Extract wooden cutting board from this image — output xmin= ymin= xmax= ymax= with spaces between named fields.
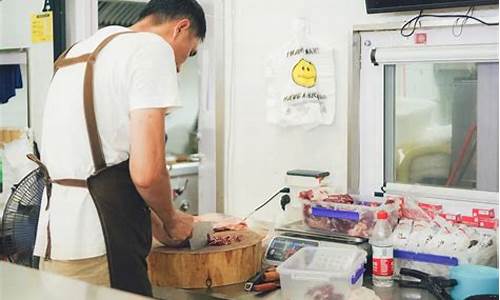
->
xmin=148 ymin=230 xmax=263 ymax=289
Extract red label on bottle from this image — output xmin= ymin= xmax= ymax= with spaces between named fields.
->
xmin=372 ymin=246 xmax=394 ymax=276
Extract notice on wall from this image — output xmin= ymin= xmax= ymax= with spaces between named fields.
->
xmin=266 ymin=19 xmax=336 ymax=129
xmin=31 ymin=12 xmax=53 ymax=44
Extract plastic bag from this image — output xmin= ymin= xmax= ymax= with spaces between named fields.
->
xmin=1 ymin=134 xmax=37 ymax=205
xmin=266 ymin=18 xmax=335 ymax=129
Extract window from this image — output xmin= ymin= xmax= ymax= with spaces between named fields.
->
xmin=384 ymin=62 xmax=499 ymax=192
xmin=355 ymin=24 xmax=498 ymax=202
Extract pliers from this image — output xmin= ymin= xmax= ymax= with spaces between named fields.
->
xmin=398 ymin=268 xmax=458 ymax=300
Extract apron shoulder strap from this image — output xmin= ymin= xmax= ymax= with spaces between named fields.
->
xmin=54 ymin=31 xmax=135 ymax=173
xmin=53 ymin=42 xmax=78 ymax=73
xmin=84 ymin=31 xmax=135 ymax=172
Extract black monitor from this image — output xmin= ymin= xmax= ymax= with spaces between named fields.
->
xmin=365 ymin=0 xmax=498 ymax=14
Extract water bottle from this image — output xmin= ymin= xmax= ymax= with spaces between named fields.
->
xmin=369 ymin=210 xmax=394 ymax=287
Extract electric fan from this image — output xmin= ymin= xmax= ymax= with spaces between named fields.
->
xmin=1 ymin=167 xmax=45 ymax=268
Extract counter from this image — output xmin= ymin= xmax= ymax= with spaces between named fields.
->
xmin=0 ymin=261 xmax=150 ymax=300
xmin=150 ymin=219 xmax=437 ymax=300
xmin=153 ymin=277 xmax=436 ymax=300
xmin=0 ymin=260 xmax=437 ymax=300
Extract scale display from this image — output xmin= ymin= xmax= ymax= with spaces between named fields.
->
xmin=265 ymin=236 xmax=319 ymax=263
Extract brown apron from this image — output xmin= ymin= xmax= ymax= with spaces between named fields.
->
xmin=32 ymin=31 xmax=154 ymax=296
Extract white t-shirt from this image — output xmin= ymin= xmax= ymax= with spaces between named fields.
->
xmin=34 ymin=26 xmax=180 ymax=260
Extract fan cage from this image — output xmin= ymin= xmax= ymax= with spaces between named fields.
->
xmin=1 ymin=167 xmax=45 ymax=267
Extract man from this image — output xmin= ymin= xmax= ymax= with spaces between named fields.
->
xmin=34 ymin=0 xmax=206 ymax=296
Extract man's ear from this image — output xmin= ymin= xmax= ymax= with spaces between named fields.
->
xmin=173 ymin=19 xmax=191 ymax=39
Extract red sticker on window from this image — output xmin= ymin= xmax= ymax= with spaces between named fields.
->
xmin=415 ymin=33 xmax=427 ymax=44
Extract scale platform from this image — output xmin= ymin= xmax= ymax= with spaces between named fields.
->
xmin=265 ymin=221 xmax=371 ymax=266
xmin=275 ymin=221 xmax=368 ymax=245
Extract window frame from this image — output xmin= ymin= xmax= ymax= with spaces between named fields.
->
xmin=350 ymin=23 xmax=499 ymax=204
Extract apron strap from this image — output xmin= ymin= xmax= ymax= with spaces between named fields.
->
xmin=55 ymin=53 xmax=92 ymax=70
xmin=84 ymin=31 xmax=135 ymax=172
xmin=54 ymin=31 xmax=135 ymax=173
xmin=51 ymin=178 xmax=88 ymax=188
xmin=53 ymin=42 xmax=78 ymax=73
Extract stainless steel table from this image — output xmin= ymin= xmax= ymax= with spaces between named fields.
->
xmin=152 ymin=220 xmax=437 ymax=300
xmin=0 ymin=261 xmax=437 ymax=300
xmin=153 ymin=276 xmax=437 ymax=300
xmin=0 ymin=261 xmax=151 ymax=300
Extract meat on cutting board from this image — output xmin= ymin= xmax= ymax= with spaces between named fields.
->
xmin=213 ymin=222 xmax=248 ymax=232
xmin=207 ymin=233 xmax=243 ymax=246
xmin=194 ymin=213 xmax=249 ymax=232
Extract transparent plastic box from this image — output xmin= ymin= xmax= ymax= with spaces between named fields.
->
xmin=277 ymin=247 xmax=367 ymax=300
xmin=302 ymin=195 xmax=399 ymax=238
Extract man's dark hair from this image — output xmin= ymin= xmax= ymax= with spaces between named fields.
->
xmin=138 ymin=0 xmax=206 ymax=41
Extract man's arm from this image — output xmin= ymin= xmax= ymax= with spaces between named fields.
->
xmin=129 ymin=108 xmax=193 ymax=241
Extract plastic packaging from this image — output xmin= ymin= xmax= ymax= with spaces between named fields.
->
xmin=278 ymin=247 xmax=367 ymax=300
xmin=370 ymin=210 xmax=394 ymax=287
xmin=302 ymin=194 xmax=399 ymax=238
xmin=265 ymin=18 xmax=335 ymax=129
xmin=391 ymin=219 xmax=498 ymax=277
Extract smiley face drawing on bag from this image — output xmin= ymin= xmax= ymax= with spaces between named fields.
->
xmin=291 ymin=58 xmax=317 ymax=88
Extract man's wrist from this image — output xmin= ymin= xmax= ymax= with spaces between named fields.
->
xmin=162 ymin=207 xmax=176 ymax=227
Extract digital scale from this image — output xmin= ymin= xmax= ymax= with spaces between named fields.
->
xmin=261 ymin=169 xmax=371 ymax=266
xmin=264 ymin=221 xmax=371 ymax=266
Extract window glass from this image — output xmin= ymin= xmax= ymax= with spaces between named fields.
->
xmin=384 ymin=62 xmax=499 ymax=192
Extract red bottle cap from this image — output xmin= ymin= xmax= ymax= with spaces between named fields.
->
xmin=377 ymin=210 xmax=388 ymax=220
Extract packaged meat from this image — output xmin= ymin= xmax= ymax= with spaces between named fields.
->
xmin=439 ymin=213 xmax=461 ymax=224
xmin=472 ymin=208 xmax=495 ymax=219
xmin=391 ymin=219 xmax=413 ymax=248
xmin=392 ymin=219 xmax=498 ymax=278
xmin=418 ymin=202 xmax=443 ymax=214
xmin=399 ymin=196 xmax=432 ymax=221
xmin=478 ymin=219 xmax=498 ymax=229
xmin=278 ymin=247 xmax=367 ymax=300
xmin=461 ymin=215 xmax=479 ymax=227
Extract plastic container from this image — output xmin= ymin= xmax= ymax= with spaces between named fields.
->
xmin=394 ymin=244 xmax=498 ymax=278
xmin=277 ymin=247 xmax=367 ymax=300
xmin=302 ymin=195 xmax=399 ymax=238
xmin=394 ymin=249 xmax=459 ymax=278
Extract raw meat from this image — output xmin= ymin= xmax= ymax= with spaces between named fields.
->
xmin=213 ymin=222 xmax=248 ymax=232
xmin=303 ymin=202 xmax=380 ymax=238
xmin=207 ymin=234 xmax=242 ymax=246
xmin=195 ymin=213 xmax=248 ymax=231
xmin=306 ymin=284 xmax=344 ymax=300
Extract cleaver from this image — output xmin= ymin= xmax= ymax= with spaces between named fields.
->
xmin=189 ymin=221 xmax=214 ymax=251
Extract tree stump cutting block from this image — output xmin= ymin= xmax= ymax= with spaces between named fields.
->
xmin=148 ymin=230 xmax=263 ymax=288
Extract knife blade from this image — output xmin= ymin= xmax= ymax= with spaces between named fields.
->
xmin=189 ymin=221 xmax=214 ymax=251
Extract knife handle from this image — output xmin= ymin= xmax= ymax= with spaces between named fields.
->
xmin=254 ymin=282 xmax=280 ymax=292
xmin=263 ymin=271 xmax=280 ymax=282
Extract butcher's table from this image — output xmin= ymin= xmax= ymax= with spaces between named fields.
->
xmin=153 ymin=277 xmax=437 ymax=300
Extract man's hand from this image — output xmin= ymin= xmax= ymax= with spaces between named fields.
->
xmin=164 ymin=210 xmax=194 ymax=242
